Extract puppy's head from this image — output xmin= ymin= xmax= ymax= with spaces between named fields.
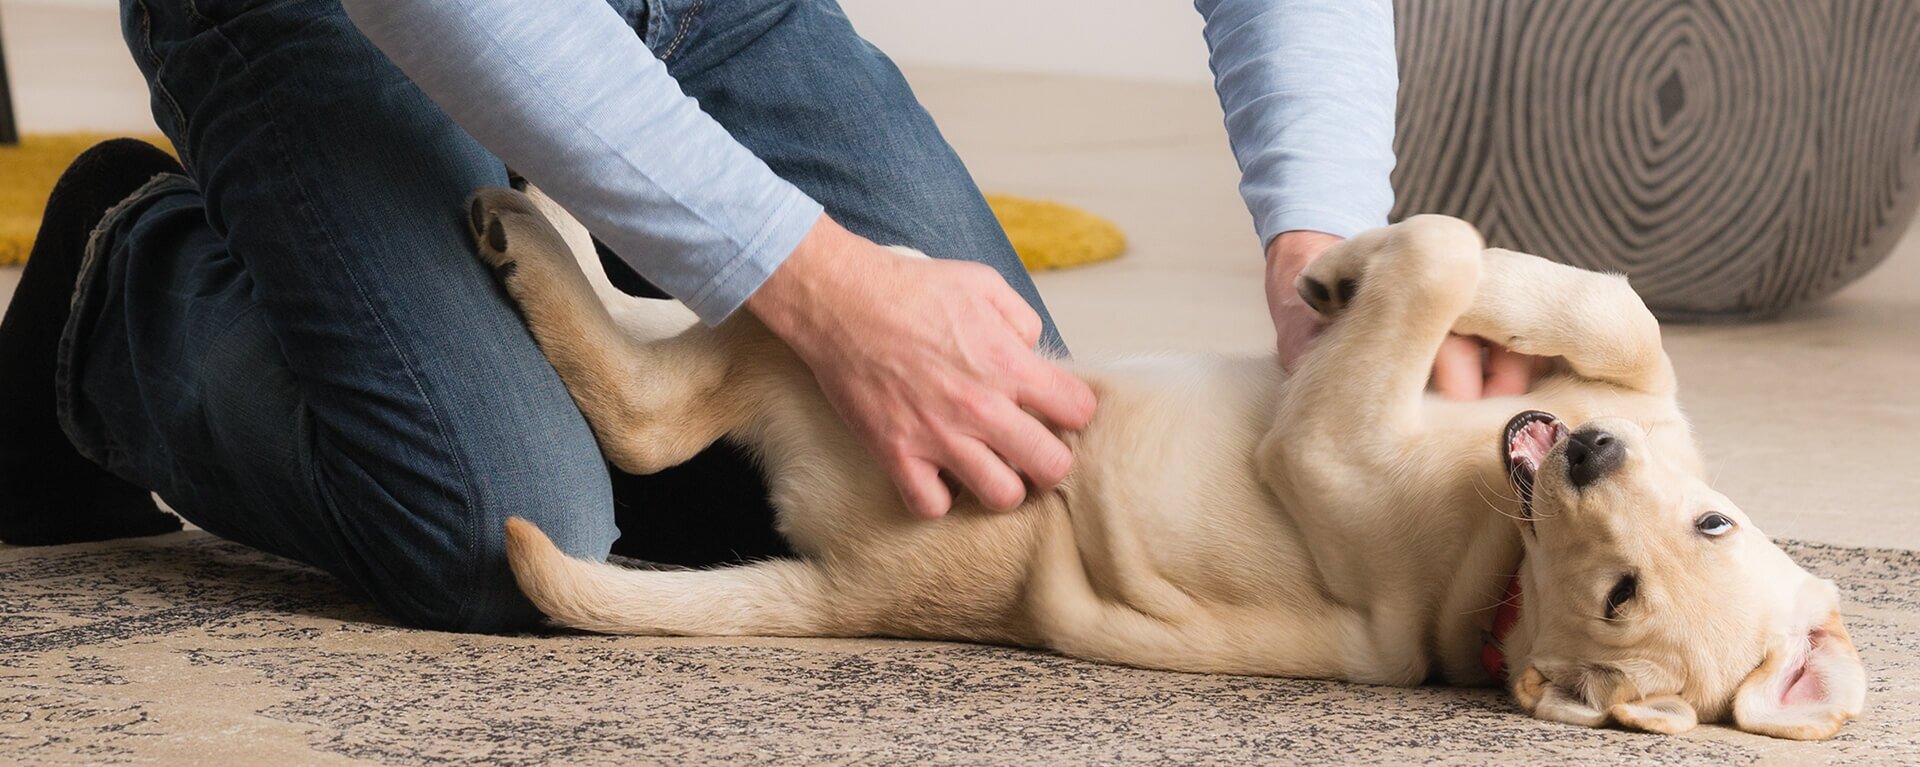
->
xmin=1497 ymin=411 xmax=1865 ymax=739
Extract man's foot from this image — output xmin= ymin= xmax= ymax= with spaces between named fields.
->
xmin=0 ymin=139 xmax=186 ymax=545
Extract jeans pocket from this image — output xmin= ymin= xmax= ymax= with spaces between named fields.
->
xmin=648 ymin=0 xmax=710 ymax=61
xmin=612 ymin=0 xmax=656 ymax=45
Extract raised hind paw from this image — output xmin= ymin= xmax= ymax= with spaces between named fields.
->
xmin=1295 ymin=215 xmax=1485 ymax=320
xmin=1296 ymin=263 xmax=1363 ymax=319
xmin=1294 ymin=228 xmax=1376 ymax=319
xmin=467 ymin=186 xmax=574 ymax=290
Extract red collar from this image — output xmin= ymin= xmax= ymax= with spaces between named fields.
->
xmin=1481 ymin=573 xmax=1523 ymax=683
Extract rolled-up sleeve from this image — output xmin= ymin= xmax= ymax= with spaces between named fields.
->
xmin=341 ymin=0 xmax=823 ymax=324
xmin=1195 ymin=0 xmax=1399 ymax=244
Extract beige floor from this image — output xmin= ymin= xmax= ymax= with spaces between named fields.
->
xmin=5 ymin=1 xmax=1916 ymax=550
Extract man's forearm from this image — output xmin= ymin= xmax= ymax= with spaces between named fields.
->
xmin=340 ymin=0 xmax=821 ymax=324
xmin=1195 ymin=0 xmax=1399 ymax=244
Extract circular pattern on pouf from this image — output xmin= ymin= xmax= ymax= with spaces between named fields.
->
xmin=1392 ymin=0 xmax=1920 ymax=319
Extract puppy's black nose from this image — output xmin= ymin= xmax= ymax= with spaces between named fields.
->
xmin=1565 ymin=429 xmax=1624 ymax=488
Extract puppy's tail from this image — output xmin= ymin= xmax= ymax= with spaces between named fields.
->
xmin=503 ymin=517 xmax=830 ymax=636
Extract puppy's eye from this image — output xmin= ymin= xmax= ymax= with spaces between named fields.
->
xmin=1695 ymin=512 xmax=1736 ymax=537
xmin=1604 ymin=574 xmax=1637 ymax=621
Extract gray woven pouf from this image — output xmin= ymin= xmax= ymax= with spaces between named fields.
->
xmin=1391 ymin=0 xmax=1920 ymax=320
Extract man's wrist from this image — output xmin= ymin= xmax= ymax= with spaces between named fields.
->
xmin=1265 ymin=229 xmax=1343 ymax=277
xmin=746 ymin=213 xmax=853 ymax=343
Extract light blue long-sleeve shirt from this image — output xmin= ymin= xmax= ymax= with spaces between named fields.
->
xmin=1197 ymin=0 xmax=1398 ymax=245
xmin=340 ymin=0 xmax=1398 ymax=325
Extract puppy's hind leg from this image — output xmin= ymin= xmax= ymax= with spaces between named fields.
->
xmin=512 ymin=183 xmax=701 ymax=341
xmin=1282 ymin=215 xmax=1487 ymax=439
xmin=1452 ymin=249 xmax=1675 ymax=395
xmin=1260 ymin=217 xmax=1489 ymax=672
xmin=506 ymin=518 xmax=840 ymax=636
xmin=468 ymin=187 xmax=762 ymax=474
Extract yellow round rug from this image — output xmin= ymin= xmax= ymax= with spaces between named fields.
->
xmin=1 ymin=135 xmax=1124 ymax=271
xmin=986 ymin=193 xmax=1127 ymax=272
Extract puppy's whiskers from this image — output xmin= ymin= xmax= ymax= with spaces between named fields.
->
xmin=1471 ymin=476 xmax=1528 ymax=523
xmin=1461 ymin=582 xmax=1525 ymax=617
xmin=1474 ymin=473 xmax=1524 ymax=505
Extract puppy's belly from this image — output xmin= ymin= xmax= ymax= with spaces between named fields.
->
xmin=1066 ymin=355 xmax=1320 ymax=603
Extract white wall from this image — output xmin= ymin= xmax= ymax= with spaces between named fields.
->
xmin=9 ymin=0 xmax=1215 ymax=83
xmin=838 ymin=0 xmax=1213 ymax=83
xmin=3 ymin=0 xmax=115 ymax=6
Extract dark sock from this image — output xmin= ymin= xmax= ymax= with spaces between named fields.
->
xmin=0 ymin=138 xmax=186 ymax=545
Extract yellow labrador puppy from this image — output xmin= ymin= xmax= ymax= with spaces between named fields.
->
xmin=467 ymin=186 xmax=1865 ymax=740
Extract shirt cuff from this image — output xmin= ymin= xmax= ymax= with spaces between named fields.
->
xmin=680 ymin=187 xmax=825 ymax=325
xmin=1257 ymin=204 xmax=1386 ymax=245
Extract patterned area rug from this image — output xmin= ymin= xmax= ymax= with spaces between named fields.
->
xmin=2 ymin=532 xmax=1916 ymax=765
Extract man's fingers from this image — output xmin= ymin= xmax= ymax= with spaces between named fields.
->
xmin=988 ymin=288 xmax=1045 ymax=349
xmin=1431 ymin=334 xmax=1485 ymax=401
xmin=1483 ymin=344 xmax=1535 ymax=398
xmin=894 ymin=458 xmax=953 ymax=520
xmin=1018 ymin=361 xmax=1097 ymax=432
xmin=943 ymin=437 xmax=1028 ymax=512
xmin=982 ymin=401 xmax=1076 ymax=491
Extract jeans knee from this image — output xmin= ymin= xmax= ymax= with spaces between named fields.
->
xmin=344 ymin=423 xmax=618 ymax=633
xmin=372 ymin=498 xmax=618 ymax=634
xmin=388 ymin=580 xmax=540 ymax=635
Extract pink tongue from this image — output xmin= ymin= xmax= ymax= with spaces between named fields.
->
xmin=1509 ymin=421 xmax=1559 ymax=467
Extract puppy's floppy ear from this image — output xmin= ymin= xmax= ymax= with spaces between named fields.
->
xmin=1733 ymin=580 xmax=1866 ymax=741
xmin=1514 ymin=666 xmax=1608 ymax=728
xmin=1515 ymin=667 xmax=1698 ymax=734
xmin=1608 ymin=695 xmax=1698 ymax=734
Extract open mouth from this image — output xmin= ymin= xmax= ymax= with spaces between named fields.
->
xmin=1503 ymin=410 xmax=1569 ymax=520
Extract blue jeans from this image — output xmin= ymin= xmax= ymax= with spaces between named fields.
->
xmin=69 ymin=0 xmax=1060 ymax=632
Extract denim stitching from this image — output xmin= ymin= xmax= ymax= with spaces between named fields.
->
xmin=132 ymin=0 xmax=162 ymax=69
xmin=133 ymin=0 xmax=192 ymax=147
xmin=182 ymin=0 xmax=216 ymax=28
xmin=661 ymin=0 xmax=704 ymax=60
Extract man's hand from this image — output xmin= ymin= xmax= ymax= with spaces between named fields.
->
xmin=1263 ymin=229 xmax=1544 ymax=399
xmin=1431 ymin=335 xmax=1545 ymax=400
xmin=747 ymin=215 xmax=1097 ymax=520
xmin=1264 ymin=230 xmax=1343 ymax=371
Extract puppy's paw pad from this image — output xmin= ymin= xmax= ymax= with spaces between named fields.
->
xmin=1297 ymin=273 xmax=1361 ymax=317
xmin=473 ymin=211 xmax=522 ymax=286
xmin=466 ymin=186 xmax=547 ymax=272
xmin=469 ymin=197 xmax=489 ymax=241
xmin=486 ymin=216 xmax=509 ymax=252
xmin=1298 ymin=274 xmax=1337 ymax=315
xmin=1295 ymin=239 xmax=1371 ymax=318
xmin=465 ymin=186 xmax=575 ymax=277
xmin=491 ymin=259 xmax=519 ymax=282
xmin=470 ymin=206 xmax=516 ymax=279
